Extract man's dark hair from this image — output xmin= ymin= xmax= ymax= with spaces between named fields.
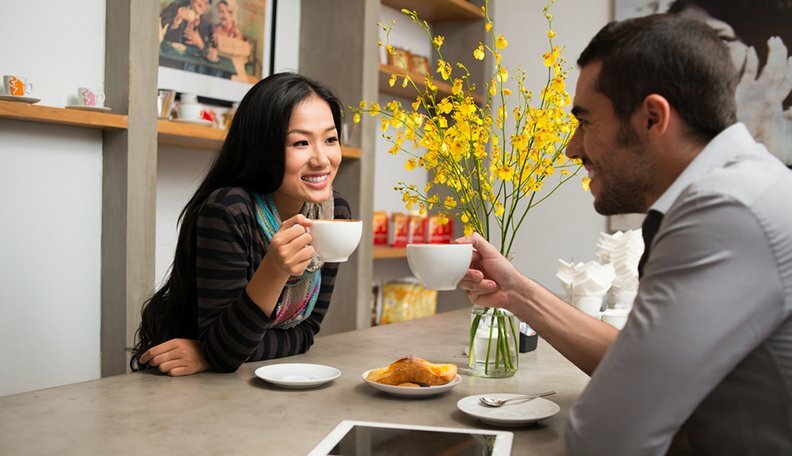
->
xmin=577 ymin=14 xmax=738 ymax=143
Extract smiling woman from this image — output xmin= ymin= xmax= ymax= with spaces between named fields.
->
xmin=130 ymin=73 xmax=352 ymax=376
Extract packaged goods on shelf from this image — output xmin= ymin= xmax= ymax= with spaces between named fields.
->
xmin=377 ymin=278 xmax=437 ymax=325
xmin=408 ymin=213 xmax=427 ymax=244
xmin=373 ymin=211 xmax=389 ymax=245
xmin=428 ymin=216 xmax=453 ymax=244
xmin=390 ymin=212 xmax=409 ymax=247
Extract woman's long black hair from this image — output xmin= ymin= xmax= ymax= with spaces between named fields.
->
xmin=130 ymin=72 xmax=343 ymax=370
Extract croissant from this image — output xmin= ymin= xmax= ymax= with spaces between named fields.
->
xmin=367 ymin=355 xmax=457 ymax=386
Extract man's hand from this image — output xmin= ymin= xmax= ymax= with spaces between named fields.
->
xmin=457 ymin=233 xmax=521 ymax=311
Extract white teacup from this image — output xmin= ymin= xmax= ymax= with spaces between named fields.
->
xmin=309 ymin=219 xmax=362 ymax=263
xmin=570 ymin=294 xmax=604 ymax=318
xmin=406 ymin=243 xmax=473 ymax=291
xmin=78 ymin=87 xmax=105 ymax=107
xmin=179 ymin=103 xmax=203 ymax=120
xmin=3 ymin=75 xmax=33 ymax=97
xmin=601 ymin=308 xmax=631 ymax=330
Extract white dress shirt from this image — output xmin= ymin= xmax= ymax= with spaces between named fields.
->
xmin=565 ymin=123 xmax=792 ymax=455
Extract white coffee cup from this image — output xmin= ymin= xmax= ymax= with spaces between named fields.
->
xmin=78 ymin=87 xmax=105 ymax=107
xmin=406 ymin=243 xmax=473 ymax=291
xmin=179 ymin=103 xmax=203 ymax=120
xmin=601 ymin=308 xmax=631 ymax=330
xmin=3 ymin=75 xmax=33 ymax=97
xmin=308 ymin=219 xmax=362 ymax=263
xmin=570 ymin=294 xmax=604 ymax=318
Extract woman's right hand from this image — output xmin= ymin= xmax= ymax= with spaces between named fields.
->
xmin=139 ymin=339 xmax=210 ymax=376
xmin=266 ymin=214 xmax=315 ymax=277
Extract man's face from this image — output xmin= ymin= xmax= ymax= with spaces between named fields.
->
xmin=566 ymin=62 xmax=654 ymax=215
xmin=190 ymin=0 xmax=210 ymax=15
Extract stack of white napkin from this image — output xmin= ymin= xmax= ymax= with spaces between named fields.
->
xmin=556 ymin=260 xmax=615 ymax=317
xmin=596 ymin=230 xmax=643 ymax=309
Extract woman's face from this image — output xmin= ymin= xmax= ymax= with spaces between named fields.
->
xmin=217 ymin=3 xmax=233 ymax=28
xmin=273 ymin=95 xmax=342 ymax=218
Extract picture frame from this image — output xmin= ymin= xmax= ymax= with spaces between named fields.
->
xmin=387 ymin=47 xmax=411 ymax=72
xmin=409 ymin=54 xmax=431 ymax=76
xmin=615 ymin=0 xmax=792 ymax=167
xmin=158 ymin=0 xmax=273 ymax=103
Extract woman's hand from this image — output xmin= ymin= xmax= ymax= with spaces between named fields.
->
xmin=183 ymin=25 xmax=205 ymax=49
xmin=266 ymin=214 xmax=315 ymax=277
xmin=139 ymin=339 xmax=210 ymax=376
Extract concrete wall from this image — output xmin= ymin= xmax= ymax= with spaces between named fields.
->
xmin=0 ymin=0 xmax=106 ymax=396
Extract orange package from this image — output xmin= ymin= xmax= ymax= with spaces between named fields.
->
xmin=428 ymin=216 xmax=453 ymax=244
xmin=408 ymin=213 xmax=427 ymax=244
xmin=373 ymin=211 xmax=389 ymax=245
xmin=390 ymin=212 xmax=409 ymax=247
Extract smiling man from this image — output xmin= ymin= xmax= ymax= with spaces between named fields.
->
xmin=459 ymin=14 xmax=792 ymax=455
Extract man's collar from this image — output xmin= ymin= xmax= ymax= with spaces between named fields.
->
xmin=649 ymin=123 xmax=753 ymax=214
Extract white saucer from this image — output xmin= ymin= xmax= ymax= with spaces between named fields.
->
xmin=457 ymin=394 xmax=560 ymax=426
xmin=172 ymin=118 xmax=213 ymax=126
xmin=254 ymin=363 xmax=341 ymax=389
xmin=0 ymin=95 xmax=40 ymax=104
xmin=361 ymin=369 xmax=461 ymax=397
xmin=65 ymin=105 xmax=112 ymax=112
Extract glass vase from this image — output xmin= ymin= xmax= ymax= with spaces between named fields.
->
xmin=469 ymin=306 xmax=519 ymax=378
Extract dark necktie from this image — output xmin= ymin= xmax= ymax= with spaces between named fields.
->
xmin=638 ymin=210 xmax=663 ymax=278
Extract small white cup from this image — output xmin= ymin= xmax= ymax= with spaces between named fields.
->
xmin=178 ymin=103 xmax=203 ymax=120
xmin=309 ymin=220 xmax=362 ymax=263
xmin=78 ymin=87 xmax=105 ymax=107
xmin=571 ymin=294 xmax=604 ymax=318
xmin=406 ymin=243 xmax=473 ymax=291
xmin=181 ymin=93 xmax=198 ymax=104
xmin=601 ymin=308 xmax=631 ymax=330
xmin=3 ymin=75 xmax=33 ymax=97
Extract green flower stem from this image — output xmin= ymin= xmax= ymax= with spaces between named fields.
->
xmin=470 ymin=307 xmax=518 ymax=376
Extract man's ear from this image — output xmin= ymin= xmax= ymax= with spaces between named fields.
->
xmin=637 ymin=94 xmax=671 ymax=141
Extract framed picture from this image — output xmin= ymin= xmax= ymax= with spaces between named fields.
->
xmin=409 ymin=54 xmax=431 ymax=76
xmin=615 ymin=0 xmax=792 ymax=167
xmin=158 ymin=0 xmax=273 ymax=103
xmin=388 ymin=47 xmax=411 ymax=72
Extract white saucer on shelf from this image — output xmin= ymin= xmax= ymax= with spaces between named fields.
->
xmin=0 ymin=95 xmax=40 ymax=104
xmin=65 ymin=105 xmax=112 ymax=112
xmin=172 ymin=118 xmax=213 ymax=126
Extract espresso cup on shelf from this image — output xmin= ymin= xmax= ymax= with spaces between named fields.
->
xmin=308 ymin=219 xmax=363 ymax=263
xmin=406 ymin=243 xmax=473 ymax=291
xmin=178 ymin=102 xmax=203 ymax=120
xmin=78 ymin=87 xmax=105 ymax=107
xmin=3 ymin=75 xmax=33 ymax=97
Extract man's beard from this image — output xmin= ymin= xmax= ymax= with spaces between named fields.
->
xmin=593 ymin=123 xmax=653 ymax=215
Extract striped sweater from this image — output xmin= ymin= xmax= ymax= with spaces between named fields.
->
xmin=195 ymin=186 xmax=351 ymax=372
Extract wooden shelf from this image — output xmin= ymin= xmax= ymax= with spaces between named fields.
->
xmin=156 ymin=119 xmax=362 ymax=159
xmin=373 ymin=246 xmax=407 ymax=259
xmin=378 ymin=64 xmax=484 ymax=105
xmin=382 ymin=0 xmax=483 ymax=23
xmin=0 ymin=100 xmax=128 ymax=130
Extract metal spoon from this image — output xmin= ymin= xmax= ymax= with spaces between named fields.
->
xmin=479 ymin=390 xmax=556 ymax=407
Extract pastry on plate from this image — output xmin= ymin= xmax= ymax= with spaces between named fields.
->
xmin=366 ymin=355 xmax=457 ymax=386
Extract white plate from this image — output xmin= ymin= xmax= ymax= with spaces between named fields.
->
xmin=65 ymin=105 xmax=112 ymax=112
xmin=172 ymin=118 xmax=213 ymax=126
xmin=457 ymin=394 xmax=560 ymax=426
xmin=254 ymin=363 xmax=341 ymax=388
xmin=0 ymin=95 xmax=40 ymax=104
xmin=361 ymin=369 xmax=461 ymax=397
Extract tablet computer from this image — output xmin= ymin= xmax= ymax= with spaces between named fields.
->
xmin=308 ymin=420 xmax=513 ymax=456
